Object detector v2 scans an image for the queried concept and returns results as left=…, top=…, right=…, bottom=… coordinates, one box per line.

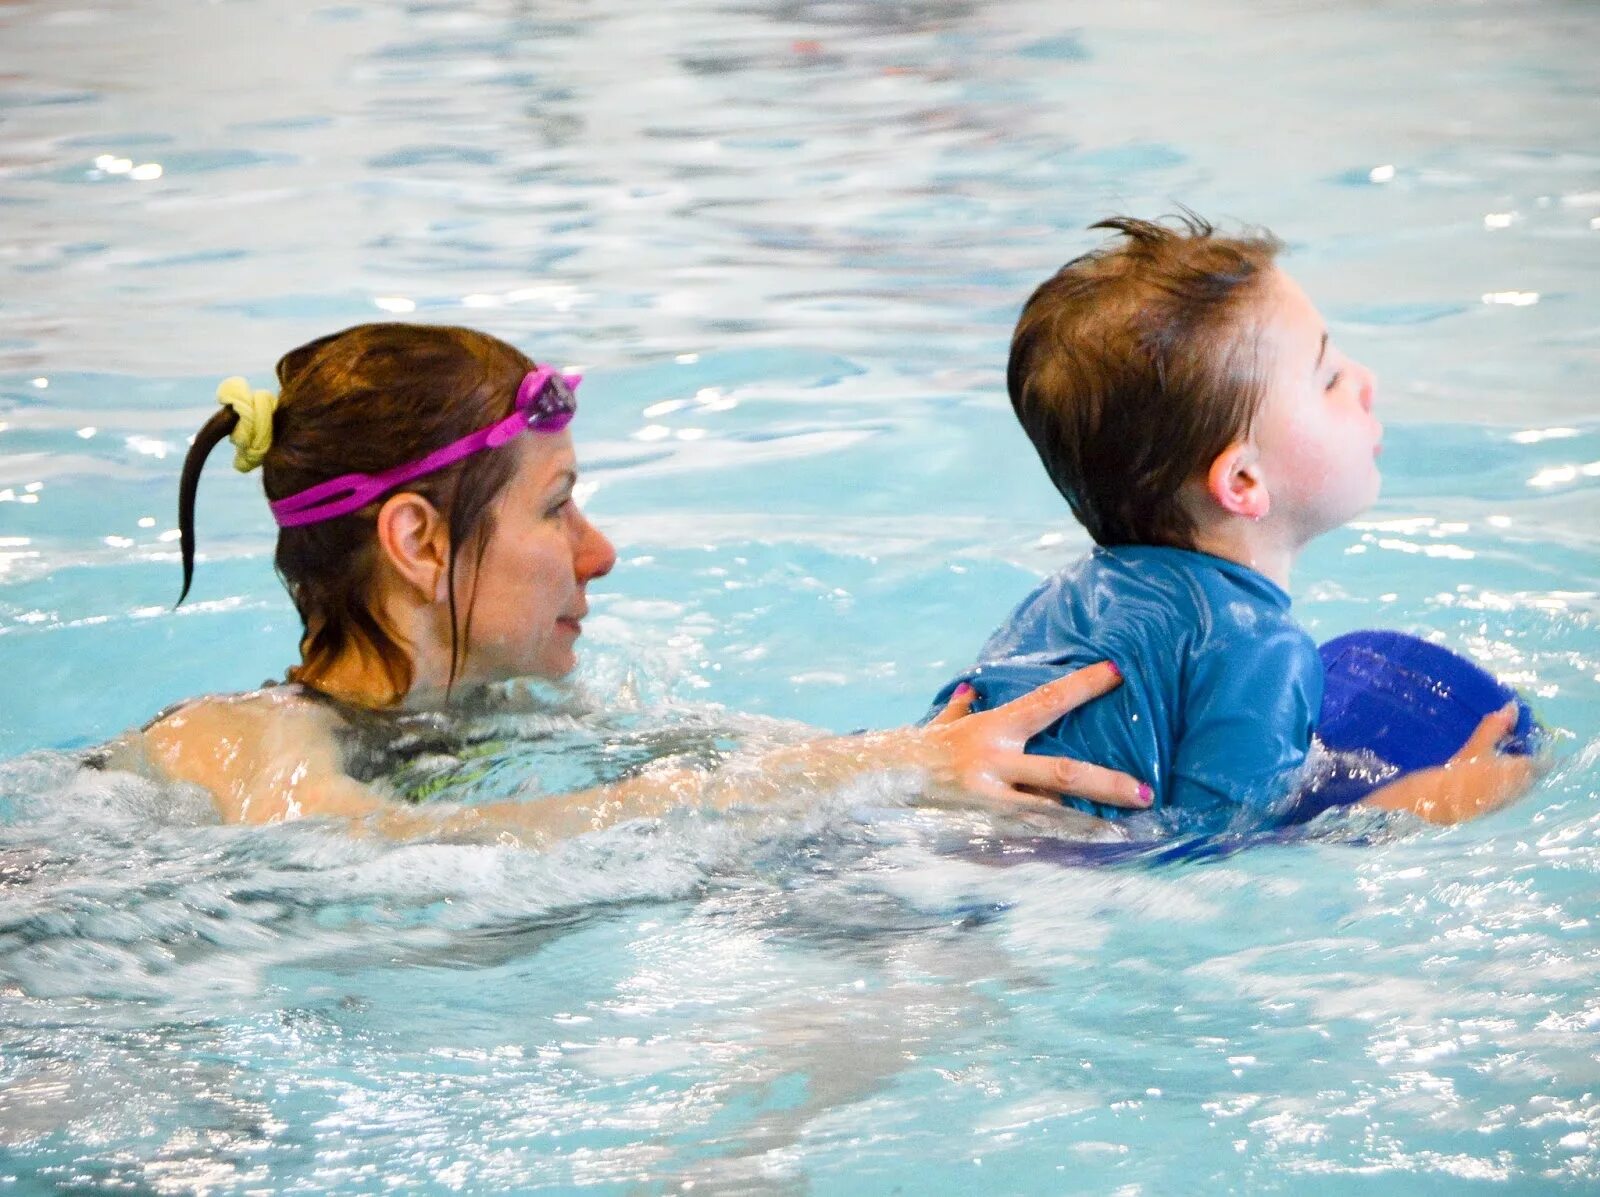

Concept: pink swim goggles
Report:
left=269, top=366, right=580, bottom=528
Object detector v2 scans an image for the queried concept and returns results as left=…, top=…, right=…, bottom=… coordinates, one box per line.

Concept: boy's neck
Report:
left=1185, top=520, right=1299, bottom=591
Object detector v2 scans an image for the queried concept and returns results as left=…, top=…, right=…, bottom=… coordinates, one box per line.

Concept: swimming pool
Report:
left=2, top=0, right=1598, bottom=1190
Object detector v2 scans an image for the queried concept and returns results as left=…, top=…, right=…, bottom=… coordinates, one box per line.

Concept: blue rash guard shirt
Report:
left=931, top=545, right=1323, bottom=823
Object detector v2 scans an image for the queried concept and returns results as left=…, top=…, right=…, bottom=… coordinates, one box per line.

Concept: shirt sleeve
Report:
left=1167, top=624, right=1322, bottom=818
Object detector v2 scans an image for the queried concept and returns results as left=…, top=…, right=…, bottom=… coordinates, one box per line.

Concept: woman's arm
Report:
left=137, top=663, right=1150, bottom=844
left=1360, top=703, right=1541, bottom=824
left=458, top=662, right=1150, bottom=846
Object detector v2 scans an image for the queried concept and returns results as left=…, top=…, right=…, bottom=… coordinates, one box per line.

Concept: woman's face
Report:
left=452, top=430, right=616, bottom=685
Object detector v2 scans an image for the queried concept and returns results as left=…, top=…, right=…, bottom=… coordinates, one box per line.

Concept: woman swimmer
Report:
left=105, top=324, right=1153, bottom=846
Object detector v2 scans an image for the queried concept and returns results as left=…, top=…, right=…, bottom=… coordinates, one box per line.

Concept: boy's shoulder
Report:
left=1029, top=544, right=1293, bottom=622
left=980, top=544, right=1287, bottom=665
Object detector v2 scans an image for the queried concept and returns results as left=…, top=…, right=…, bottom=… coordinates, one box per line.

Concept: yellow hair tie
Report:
left=215, top=376, right=279, bottom=473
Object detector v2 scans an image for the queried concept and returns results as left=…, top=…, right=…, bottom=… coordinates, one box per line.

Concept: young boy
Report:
left=934, top=214, right=1533, bottom=826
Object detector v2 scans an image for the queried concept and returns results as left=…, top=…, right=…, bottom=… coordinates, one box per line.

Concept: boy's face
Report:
left=1250, top=269, right=1383, bottom=542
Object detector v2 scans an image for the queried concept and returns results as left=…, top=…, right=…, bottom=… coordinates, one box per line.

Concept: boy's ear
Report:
left=1206, top=440, right=1270, bottom=521
left=374, top=491, right=452, bottom=602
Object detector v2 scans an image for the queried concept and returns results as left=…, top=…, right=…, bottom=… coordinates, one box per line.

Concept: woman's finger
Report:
left=997, top=750, right=1153, bottom=809
left=928, top=682, right=976, bottom=726
left=989, top=661, right=1123, bottom=737
left=981, top=784, right=1090, bottom=817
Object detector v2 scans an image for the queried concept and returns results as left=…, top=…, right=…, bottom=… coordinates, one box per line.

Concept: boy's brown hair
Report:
left=1007, top=213, right=1283, bottom=548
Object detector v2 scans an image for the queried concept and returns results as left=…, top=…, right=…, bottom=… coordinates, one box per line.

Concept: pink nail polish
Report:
left=1136, top=783, right=1153, bottom=806
left=1106, top=661, right=1123, bottom=681
left=954, top=682, right=974, bottom=698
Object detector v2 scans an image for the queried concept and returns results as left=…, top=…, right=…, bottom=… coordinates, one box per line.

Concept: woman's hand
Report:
left=918, top=662, right=1153, bottom=813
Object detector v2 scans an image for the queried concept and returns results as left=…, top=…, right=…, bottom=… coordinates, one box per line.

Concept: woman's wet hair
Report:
left=1007, top=212, right=1283, bottom=549
left=178, top=323, right=538, bottom=702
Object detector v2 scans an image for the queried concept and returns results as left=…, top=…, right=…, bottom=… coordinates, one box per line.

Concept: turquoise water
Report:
left=3, top=0, right=1599, bottom=1191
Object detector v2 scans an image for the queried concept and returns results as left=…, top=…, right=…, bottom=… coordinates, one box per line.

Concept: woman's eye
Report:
left=1324, top=370, right=1343, bottom=392
left=545, top=498, right=573, bottom=519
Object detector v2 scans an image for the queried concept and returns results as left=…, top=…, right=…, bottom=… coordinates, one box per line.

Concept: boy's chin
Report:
left=1361, top=475, right=1383, bottom=513
left=1342, top=473, right=1382, bottom=523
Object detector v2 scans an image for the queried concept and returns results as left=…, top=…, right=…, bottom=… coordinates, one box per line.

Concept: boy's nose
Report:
left=1357, top=363, right=1377, bottom=412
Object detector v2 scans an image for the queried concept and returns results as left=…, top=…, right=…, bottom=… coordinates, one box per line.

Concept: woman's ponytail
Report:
left=176, top=407, right=239, bottom=606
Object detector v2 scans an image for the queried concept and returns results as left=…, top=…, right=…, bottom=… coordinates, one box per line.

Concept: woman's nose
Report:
left=573, top=509, right=616, bottom=582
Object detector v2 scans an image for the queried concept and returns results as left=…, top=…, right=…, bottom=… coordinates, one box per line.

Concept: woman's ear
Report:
left=1206, top=440, right=1271, bottom=521
left=374, top=492, right=452, bottom=602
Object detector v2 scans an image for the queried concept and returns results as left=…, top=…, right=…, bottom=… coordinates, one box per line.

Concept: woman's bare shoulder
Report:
left=141, top=686, right=341, bottom=750
left=148, top=684, right=317, bottom=718
left=130, top=686, right=350, bottom=822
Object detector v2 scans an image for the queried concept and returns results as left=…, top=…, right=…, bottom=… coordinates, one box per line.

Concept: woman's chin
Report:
left=459, top=650, right=575, bottom=691
left=532, top=647, right=578, bottom=681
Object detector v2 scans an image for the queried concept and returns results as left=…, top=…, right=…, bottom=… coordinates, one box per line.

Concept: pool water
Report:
left=3, top=0, right=1598, bottom=1191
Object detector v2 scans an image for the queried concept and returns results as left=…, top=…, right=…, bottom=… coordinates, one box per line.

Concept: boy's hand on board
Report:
left=1363, top=702, right=1543, bottom=824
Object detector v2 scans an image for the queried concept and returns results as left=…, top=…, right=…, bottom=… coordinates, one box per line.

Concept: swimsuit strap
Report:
left=288, top=683, right=466, bottom=796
